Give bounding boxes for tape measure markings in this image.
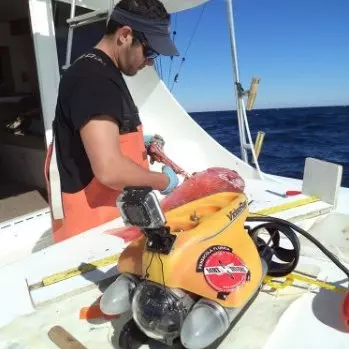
[29,253,120,290]
[250,196,320,216]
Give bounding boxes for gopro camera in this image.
[117,187,166,229]
[117,187,176,254]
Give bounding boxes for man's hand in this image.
[144,134,165,148]
[160,166,179,195]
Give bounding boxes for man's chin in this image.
[122,65,147,77]
[123,70,138,77]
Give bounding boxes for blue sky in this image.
[156,0,349,112]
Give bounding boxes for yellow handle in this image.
[247,77,260,111]
[264,275,293,290]
[264,273,347,294]
[253,131,265,163]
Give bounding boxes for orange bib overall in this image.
[45,125,149,243]
[46,50,149,243]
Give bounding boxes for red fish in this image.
[160,167,245,212]
[104,226,142,242]
[342,292,349,331]
[105,140,245,242]
[104,167,244,241]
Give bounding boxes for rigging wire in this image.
[159,56,163,80]
[154,58,160,77]
[167,13,178,85]
[170,3,207,92]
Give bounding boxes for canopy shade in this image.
[56,0,210,14]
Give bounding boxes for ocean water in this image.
[190,106,349,187]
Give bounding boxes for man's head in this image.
[103,0,179,76]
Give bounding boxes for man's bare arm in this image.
[80,115,169,191]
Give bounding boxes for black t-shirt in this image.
[53,48,141,193]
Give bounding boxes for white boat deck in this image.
[0,254,347,349]
[0,173,342,269]
[0,175,348,348]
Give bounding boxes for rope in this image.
[170,3,207,92]
[167,14,178,85]
[154,58,160,77]
[167,56,174,86]
[154,56,163,80]
[159,56,163,80]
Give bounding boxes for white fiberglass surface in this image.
[0,255,348,349]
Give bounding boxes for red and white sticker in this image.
[197,245,250,293]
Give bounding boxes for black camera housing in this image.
[117,187,176,254]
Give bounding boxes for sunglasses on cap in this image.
[132,30,159,60]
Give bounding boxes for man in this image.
[45,0,179,242]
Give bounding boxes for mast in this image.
[225,0,263,178]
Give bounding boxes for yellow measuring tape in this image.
[31,196,320,290]
[264,273,347,294]
[29,253,120,290]
[250,196,320,216]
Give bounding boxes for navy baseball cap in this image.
[110,7,179,57]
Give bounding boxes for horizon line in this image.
[188,103,349,114]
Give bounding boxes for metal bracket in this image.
[64,0,115,69]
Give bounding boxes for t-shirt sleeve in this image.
[69,74,123,131]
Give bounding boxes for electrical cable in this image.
[247,216,349,280]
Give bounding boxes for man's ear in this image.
[117,26,133,45]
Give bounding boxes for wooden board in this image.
[48,326,87,349]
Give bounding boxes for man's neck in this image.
[95,38,119,68]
